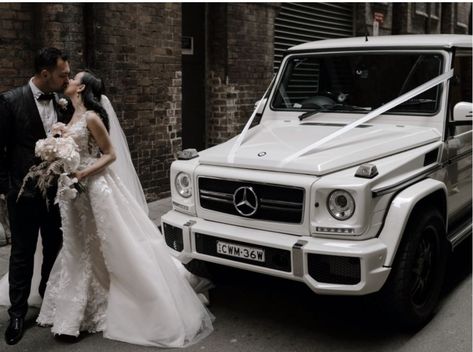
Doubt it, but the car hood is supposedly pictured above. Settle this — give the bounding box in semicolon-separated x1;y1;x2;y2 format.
198;120;441;175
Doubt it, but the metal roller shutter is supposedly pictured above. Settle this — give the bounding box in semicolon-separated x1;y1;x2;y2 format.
274;3;355;71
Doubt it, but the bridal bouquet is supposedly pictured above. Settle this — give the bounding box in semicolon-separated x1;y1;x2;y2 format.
18;135;86;207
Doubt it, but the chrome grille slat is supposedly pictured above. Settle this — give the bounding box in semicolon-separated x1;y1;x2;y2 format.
260;205;302;212
260;198;303;209
200;195;233;204
200;189;233;199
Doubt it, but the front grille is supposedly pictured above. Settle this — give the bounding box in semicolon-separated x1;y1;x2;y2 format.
198;177;304;223
307;254;361;285
195;233;292;272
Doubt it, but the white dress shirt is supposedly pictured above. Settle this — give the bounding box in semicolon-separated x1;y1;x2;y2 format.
29;78;58;136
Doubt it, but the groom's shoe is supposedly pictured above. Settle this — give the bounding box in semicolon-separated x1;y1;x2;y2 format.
5;317;24;345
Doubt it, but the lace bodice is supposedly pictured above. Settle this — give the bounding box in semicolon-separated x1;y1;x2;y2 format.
66;112;101;169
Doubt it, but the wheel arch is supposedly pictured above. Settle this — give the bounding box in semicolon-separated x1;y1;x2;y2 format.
378;178;448;267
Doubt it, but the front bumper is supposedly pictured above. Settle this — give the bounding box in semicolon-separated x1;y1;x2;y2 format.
161;210;391;295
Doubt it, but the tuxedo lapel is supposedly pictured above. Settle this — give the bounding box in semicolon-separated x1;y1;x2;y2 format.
54;95;71;124
21;85;46;140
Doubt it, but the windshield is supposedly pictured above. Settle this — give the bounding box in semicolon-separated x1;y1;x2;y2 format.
272;52;444;115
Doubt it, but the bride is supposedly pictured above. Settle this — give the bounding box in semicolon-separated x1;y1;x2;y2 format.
28;71;213;347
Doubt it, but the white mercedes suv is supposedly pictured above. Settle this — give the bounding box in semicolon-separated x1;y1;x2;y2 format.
162;35;472;329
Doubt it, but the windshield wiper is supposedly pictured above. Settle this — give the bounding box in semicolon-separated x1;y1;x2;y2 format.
298;104;371;121
298;105;326;121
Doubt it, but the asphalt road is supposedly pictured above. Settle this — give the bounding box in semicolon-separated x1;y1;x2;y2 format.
0;199;470;352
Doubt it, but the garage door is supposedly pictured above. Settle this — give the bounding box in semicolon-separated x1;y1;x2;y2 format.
274;3;354;71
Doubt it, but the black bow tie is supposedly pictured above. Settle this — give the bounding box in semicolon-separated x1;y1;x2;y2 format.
37;93;54;101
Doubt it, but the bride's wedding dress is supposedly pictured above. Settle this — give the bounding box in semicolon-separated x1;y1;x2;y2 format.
35;110;213;347
0;95;149;309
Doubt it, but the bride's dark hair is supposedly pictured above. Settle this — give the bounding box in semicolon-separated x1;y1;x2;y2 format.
80;70;110;131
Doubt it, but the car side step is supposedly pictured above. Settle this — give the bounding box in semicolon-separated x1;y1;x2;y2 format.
448;220;472;250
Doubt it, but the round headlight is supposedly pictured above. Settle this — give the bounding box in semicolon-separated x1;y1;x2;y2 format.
175;172;192;198
327;190;355;220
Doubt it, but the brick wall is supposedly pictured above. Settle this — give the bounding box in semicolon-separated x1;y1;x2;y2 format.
0;3;86;93
441;3;471;34
366;2;472;35
355;3;393;36
356;3;471;35
207;3;278;146
0;3;35;91
87;3;182;199
36;3;85;68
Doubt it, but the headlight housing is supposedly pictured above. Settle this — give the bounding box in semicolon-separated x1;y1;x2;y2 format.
175;172;192;198
327;190;355;220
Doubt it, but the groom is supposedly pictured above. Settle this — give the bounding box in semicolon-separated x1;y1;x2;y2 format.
0;47;71;345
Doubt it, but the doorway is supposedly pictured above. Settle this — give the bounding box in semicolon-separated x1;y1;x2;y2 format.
182;3;206;151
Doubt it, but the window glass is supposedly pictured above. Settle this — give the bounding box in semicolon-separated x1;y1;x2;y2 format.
450;53;472;106
272;53;444;115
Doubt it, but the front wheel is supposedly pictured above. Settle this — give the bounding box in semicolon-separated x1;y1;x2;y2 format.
381;208;448;330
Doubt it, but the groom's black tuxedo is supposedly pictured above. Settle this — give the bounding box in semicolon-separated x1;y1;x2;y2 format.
0;84;71;320
0;85;71;194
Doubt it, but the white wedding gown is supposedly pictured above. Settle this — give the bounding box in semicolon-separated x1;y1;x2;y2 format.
34;112;213;347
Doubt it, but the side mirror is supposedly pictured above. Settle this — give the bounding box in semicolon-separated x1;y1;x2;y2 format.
453;102;472;122
254;98;268;115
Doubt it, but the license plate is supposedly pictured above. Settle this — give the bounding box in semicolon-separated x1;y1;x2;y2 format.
216;241;265;263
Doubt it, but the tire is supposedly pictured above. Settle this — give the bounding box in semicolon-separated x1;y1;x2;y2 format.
381;207;448;331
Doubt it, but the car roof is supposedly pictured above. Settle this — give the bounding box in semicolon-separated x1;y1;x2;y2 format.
288;34;473;52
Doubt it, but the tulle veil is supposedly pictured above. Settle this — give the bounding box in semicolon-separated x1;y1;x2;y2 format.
101;95;149;215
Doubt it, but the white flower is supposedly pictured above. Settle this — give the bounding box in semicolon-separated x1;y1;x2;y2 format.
35;136;80;171
57;98;68;110
55;173;79;203
35;137;59;162
55;137;80;172
21;136;85;206
51;122;66;137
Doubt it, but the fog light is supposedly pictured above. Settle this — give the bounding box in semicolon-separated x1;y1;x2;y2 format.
308;253;361;284
162;222;184;252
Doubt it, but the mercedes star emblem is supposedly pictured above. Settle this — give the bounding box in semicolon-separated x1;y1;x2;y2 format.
233;186;258;216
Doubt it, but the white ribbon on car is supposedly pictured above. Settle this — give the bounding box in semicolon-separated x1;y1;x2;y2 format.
279;69;454;166
227;75;276;163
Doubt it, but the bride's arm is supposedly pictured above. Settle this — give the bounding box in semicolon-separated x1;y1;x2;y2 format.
75;112;116;181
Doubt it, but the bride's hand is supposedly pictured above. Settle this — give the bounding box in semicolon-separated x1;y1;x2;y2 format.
73;170;87;182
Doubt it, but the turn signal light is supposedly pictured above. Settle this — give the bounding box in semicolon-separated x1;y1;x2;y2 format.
315;227;356;234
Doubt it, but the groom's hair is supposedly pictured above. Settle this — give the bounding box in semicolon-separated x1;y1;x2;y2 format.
34;47;69;73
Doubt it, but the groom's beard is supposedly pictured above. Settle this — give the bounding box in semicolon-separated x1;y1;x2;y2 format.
60;82;69;92
55;83;68;93
44;80;69;94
